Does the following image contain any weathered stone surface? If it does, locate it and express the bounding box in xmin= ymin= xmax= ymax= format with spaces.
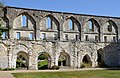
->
xmin=0 ymin=6 xmax=120 ymax=70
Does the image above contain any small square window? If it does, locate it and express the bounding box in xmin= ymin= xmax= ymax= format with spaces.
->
xmin=54 ymin=34 xmax=58 ymax=40
xmin=76 ymin=35 xmax=79 ymax=41
xmin=113 ymin=36 xmax=116 ymax=42
xmin=16 ymin=32 xmax=20 ymax=39
xmin=95 ymin=36 xmax=98 ymax=42
xmin=42 ymin=33 xmax=46 ymax=40
xmin=104 ymin=36 xmax=107 ymax=42
xmin=65 ymin=34 xmax=68 ymax=40
xmin=85 ymin=35 xmax=89 ymax=41
xmin=29 ymin=33 xmax=33 ymax=40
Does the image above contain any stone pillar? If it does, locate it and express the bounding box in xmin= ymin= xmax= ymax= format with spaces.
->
xmin=100 ymin=26 xmax=103 ymax=42
xmin=8 ymin=51 xmax=12 ymax=68
xmin=28 ymin=51 xmax=37 ymax=70
xmin=77 ymin=52 xmax=81 ymax=68
xmin=35 ymin=22 xmax=40 ymax=40
xmin=9 ymin=21 xmax=14 ymax=39
xmin=55 ymin=55 xmax=58 ymax=66
xmin=117 ymin=23 xmax=120 ymax=43
xmin=59 ymin=16 xmax=64 ymax=41
xmin=80 ymin=18 xmax=85 ymax=42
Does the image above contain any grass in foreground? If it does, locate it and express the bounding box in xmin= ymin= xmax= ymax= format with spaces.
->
xmin=12 ymin=70 xmax=120 ymax=78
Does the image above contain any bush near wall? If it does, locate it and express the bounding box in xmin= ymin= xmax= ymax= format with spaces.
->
xmin=80 ymin=62 xmax=92 ymax=68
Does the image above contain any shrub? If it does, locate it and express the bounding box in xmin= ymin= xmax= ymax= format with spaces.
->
xmin=80 ymin=62 xmax=92 ymax=68
xmin=3 ymin=68 xmax=15 ymax=71
xmin=38 ymin=60 xmax=48 ymax=70
xmin=0 ymin=68 xmax=2 ymax=70
xmin=50 ymin=65 xmax=60 ymax=70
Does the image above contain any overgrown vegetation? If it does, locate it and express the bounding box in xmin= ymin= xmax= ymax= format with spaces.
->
xmin=12 ymin=70 xmax=120 ymax=78
xmin=49 ymin=65 xmax=60 ymax=70
xmin=0 ymin=68 xmax=15 ymax=71
xmin=16 ymin=59 xmax=27 ymax=69
xmin=80 ymin=62 xmax=92 ymax=68
xmin=38 ymin=60 xmax=48 ymax=70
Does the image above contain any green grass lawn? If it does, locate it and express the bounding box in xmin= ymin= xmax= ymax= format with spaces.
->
xmin=12 ymin=70 xmax=120 ymax=78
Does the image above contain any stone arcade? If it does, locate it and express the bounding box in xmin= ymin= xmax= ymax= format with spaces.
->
xmin=0 ymin=6 xmax=120 ymax=70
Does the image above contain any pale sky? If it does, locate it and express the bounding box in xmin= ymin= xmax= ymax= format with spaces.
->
xmin=2 ymin=0 xmax=120 ymax=17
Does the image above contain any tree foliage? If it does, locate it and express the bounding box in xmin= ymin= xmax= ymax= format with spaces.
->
xmin=0 ymin=1 xmax=4 ymax=7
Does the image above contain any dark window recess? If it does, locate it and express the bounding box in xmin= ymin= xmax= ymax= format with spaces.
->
xmin=65 ymin=34 xmax=68 ymax=40
xmin=42 ymin=33 xmax=46 ymax=40
xmin=54 ymin=34 xmax=58 ymax=40
xmin=108 ymin=25 xmax=112 ymax=32
xmin=95 ymin=36 xmax=98 ymax=42
xmin=47 ymin=17 xmax=52 ymax=29
xmin=69 ymin=19 xmax=74 ymax=30
xmin=85 ymin=35 xmax=89 ymax=41
xmin=89 ymin=20 xmax=94 ymax=31
xmin=104 ymin=36 xmax=107 ymax=42
xmin=113 ymin=36 xmax=116 ymax=42
xmin=76 ymin=35 xmax=79 ymax=41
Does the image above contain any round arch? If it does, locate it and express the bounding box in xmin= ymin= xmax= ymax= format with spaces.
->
xmin=37 ymin=52 xmax=51 ymax=69
xmin=16 ymin=51 xmax=29 ymax=69
xmin=81 ymin=54 xmax=92 ymax=67
xmin=58 ymin=52 xmax=70 ymax=66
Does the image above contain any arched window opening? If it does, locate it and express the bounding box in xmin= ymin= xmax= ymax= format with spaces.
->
xmin=22 ymin=15 xmax=28 ymax=27
xmin=95 ymin=36 xmax=98 ymax=42
xmin=89 ymin=20 xmax=94 ymax=31
xmin=54 ymin=34 xmax=58 ymax=40
xmin=69 ymin=19 xmax=74 ymax=30
xmin=47 ymin=17 xmax=52 ymax=29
